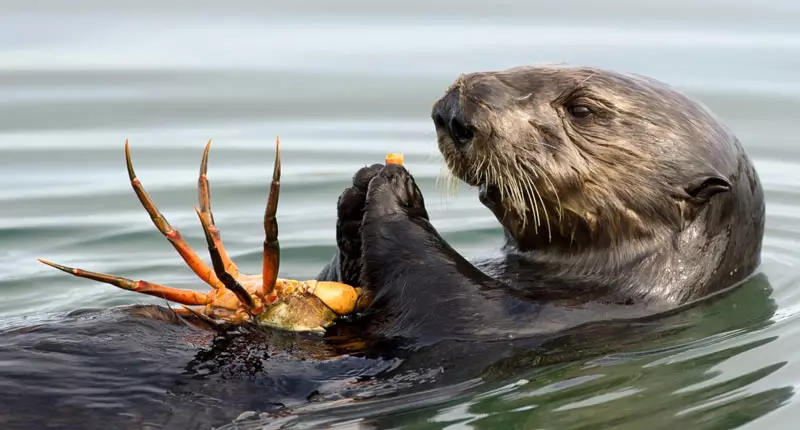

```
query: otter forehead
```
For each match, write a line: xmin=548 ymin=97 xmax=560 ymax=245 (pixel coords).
xmin=455 ymin=65 xmax=688 ymax=112
xmin=435 ymin=65 xmax=739 ymax=168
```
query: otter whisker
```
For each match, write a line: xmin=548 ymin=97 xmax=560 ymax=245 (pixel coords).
xmin=515 ymin=93 xmax=536 ymax=102
xmin=536 ymin=166 xmax=563 ymax=221
xmin=505 ymin=152 xmax=533 ymax=228
xmin=525 ymin=161 xmax=542 ymax=222
xmin=489 ymin=154 xmax=501 ymax=192
xmin=448 ymin=169 xmax=461 ymax=197
xmin=500 ymin=163 xmax=519 ymax=210
xmin=435 ymin=162 xmax=460 ymax=200
xmin=518 ymin=170 xmax=539 ymax=226
xmin=492 ymin=156 xmax=515 ymax=221
xmin=539 ymin=142 xmax=558 ymax=151
xmin=476 ymin=153 xmax=489 ymax=184
xmin=504 ymin=160 xmax=535 ymax=231
xmin=531 ymin=168 xmax=557 ymax=241
xmin=517 ymin=171 xmax=538 ymax=230
xmin=524 ymin=176 xmax=542 ymax=233
xmin=523 ymin=164 xmax=552 ymax=242
xmin=481 ymin=152 xmax=495 ymax=186
xmin=576 ymin=71 xmax=599 ymax=88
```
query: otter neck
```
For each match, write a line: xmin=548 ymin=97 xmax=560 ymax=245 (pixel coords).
xmin=494 ymin=204 xmax=677 ymax=284
xmin=497 ymin=203 xmax=739 ymax=305
xmin=493 ymin=204 xmax=671 ymax=254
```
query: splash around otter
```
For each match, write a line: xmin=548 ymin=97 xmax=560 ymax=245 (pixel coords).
xmin=319 ymin=64 xmax=765 ymax=341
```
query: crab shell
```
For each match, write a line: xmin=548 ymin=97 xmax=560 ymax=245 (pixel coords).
xmin=257 ymin=294 xmax=339 ymax=333
xmin=256 ymin=281 xmax=367 ymax=332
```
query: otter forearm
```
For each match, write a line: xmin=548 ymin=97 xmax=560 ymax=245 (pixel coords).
xmin=360 ymin=216 xmax=505 ymax=341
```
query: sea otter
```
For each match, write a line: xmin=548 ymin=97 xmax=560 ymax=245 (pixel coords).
xmin=317 ymin=64 xmax=765 ymax=343
xmin=0 ymin=65 xmax=769 ymax=429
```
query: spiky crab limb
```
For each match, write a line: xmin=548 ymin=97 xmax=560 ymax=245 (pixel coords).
xmin=38 ymin=138 xmax=380 ymax=333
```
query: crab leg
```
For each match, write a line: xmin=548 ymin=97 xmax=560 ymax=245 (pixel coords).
xmin=262 ymin=137 xmax=281 ymax=298
xmin=124 ymin=140 xmax=224 ymax=290
xmin=38 ymin=258 xmax=209 ymax=305
xmin=196 ymin=141 xmax=241 ymax=279
xmin=194 ymin=206 xmax=258 ymax=313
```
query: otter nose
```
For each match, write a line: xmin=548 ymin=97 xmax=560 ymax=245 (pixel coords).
xmin=432 ymin=90 xmax=474 ymax=147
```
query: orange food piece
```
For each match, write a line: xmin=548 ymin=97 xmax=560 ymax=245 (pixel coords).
xmin=385 ymin=153 xmax=404 ymax=165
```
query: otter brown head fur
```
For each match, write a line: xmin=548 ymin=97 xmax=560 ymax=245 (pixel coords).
xmin=432 ymin=65 xmax=764 ymax=303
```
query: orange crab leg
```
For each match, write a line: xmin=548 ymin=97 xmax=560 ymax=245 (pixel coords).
xmin=262 ymin=137 xmax=281 ymax=299
xmin=196 ymin=141 xmax=241 ymax=279
xmin=124 ymin=140 xmax=224 ymax=290
xmin=194 ymin=206 xmax=259 ymax=313
xmin=38 ymin=258 xmax=209 ymax=305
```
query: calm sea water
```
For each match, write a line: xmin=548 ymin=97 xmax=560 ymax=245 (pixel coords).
xmin=2 ymin=1 xmax=800 ymax=429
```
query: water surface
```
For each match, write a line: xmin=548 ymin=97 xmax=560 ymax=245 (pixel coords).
xmin=2 ymin=1 xmax=800 ymax=429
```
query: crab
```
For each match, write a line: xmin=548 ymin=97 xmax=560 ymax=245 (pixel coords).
xmin=38 ymin=138 xmax=376 ymax=333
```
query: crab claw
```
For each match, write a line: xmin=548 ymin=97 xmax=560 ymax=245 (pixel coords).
xmin=305 ymin=281 xmax=360 ymax=315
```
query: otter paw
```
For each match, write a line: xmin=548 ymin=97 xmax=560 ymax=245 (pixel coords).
xmin=364 ymin=164 xmax=429 ymax=221
xmin=336 ymin=164 xmax=384 ymax=284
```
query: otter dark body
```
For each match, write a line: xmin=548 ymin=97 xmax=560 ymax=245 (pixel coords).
xmin=318 ymin=64 xmax=765 ymax=344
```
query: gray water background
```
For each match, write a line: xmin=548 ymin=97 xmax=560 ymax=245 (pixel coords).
xmin=2 ymin=0 xmax=800 ymax=428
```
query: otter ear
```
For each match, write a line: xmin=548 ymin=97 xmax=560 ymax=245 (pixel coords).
xmin=684 ymin=174 xmax=731 ymax=202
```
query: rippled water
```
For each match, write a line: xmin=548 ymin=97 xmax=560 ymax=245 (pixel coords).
xmin=2 ymin=1 xmax=800 ymax=429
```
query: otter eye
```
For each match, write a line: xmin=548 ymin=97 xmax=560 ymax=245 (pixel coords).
xmin=567 ymin=104 xmax=593 ymax=119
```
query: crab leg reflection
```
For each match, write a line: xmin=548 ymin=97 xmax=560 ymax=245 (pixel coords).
xmin=38 ymin=258 xmax=209 ymax=305
xmin=125 ymin=140 xmax=224 ymax=290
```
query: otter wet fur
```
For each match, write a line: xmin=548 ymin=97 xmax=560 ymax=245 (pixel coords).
xmin=318 ymin=64 xmax=764 ymax=344
xmin=2 ymin=64 xmax=768 ymax=429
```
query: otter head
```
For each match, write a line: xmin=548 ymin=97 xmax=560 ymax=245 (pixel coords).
xmin=432 ymin=65 xmax=764 ymax=288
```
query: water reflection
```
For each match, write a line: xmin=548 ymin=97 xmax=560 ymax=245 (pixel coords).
xmin=2 ymin=1 xmax=800 ymax=429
